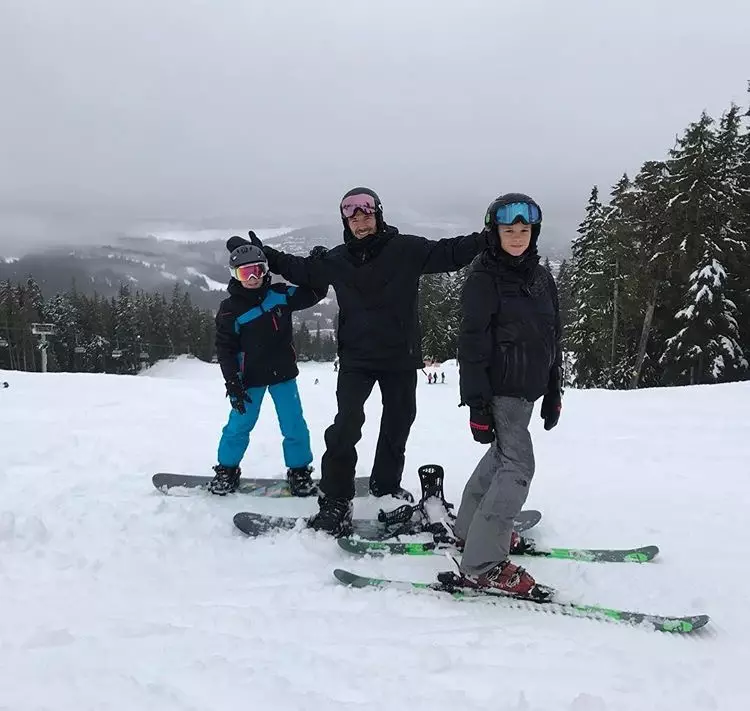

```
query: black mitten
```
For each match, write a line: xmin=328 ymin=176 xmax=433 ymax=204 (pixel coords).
xmin=225 ymin=379 xmax=250 ymax=415
xmin=469 ymin=405 xmax=495 ymax=444
xmin=309 ymin=245 xmax=329 ymax=259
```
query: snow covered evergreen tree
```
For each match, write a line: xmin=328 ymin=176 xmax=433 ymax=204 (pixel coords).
xmin=660 ymin=256 xmax=747 ymax=383
xmin=114 ymin=284 xmax=141 ymax=373
xmin=600 ymin=174 xmax=638 ymax=387
xmin=418 ymin=270 xmax=465 ymax=363
xmin=730 ymin=91 xmax=750 ymax=367
xmin=660 ymin=111 xmax=747 ymax=383
xmin=626 ymin=160 xmax=674 ymax=388
xmin=568 ymin=186 xmax=612 ymax=387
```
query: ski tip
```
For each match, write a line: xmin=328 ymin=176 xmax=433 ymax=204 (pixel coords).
xmin=631 ymin=545 xmax=660 ymax=562
xmin=515 ymin=510 xmax=542 ymax=531
xmin=333 ymin=568 xmax=369 ymax=588
xmin=232 ymin=511 xmax=255 ymax=535
xmin=658 ymin=614 xmax=711 ymax=633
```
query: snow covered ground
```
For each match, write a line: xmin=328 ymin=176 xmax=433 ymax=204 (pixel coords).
xmin=0 ymin=358 xmax=747 ymax=710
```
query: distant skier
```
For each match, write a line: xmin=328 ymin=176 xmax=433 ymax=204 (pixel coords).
xmin=441 ymin=372 xmax=445 ymax=384
xmin=209 ymin=235 xmax=328 ymax=496
xmin=453 ymin=194 xmax=562 ymax=596
xmin=314 ymin=378 xmax=319 ymax=385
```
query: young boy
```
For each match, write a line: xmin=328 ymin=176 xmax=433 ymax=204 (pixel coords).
xmin=209 ymin=234 xmax=328 ymax=495
xmin=453 ymin=193 xmax=562 ymax=595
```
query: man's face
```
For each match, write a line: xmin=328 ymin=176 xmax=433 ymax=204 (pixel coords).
xmin=497 ymin=222 xmax=532 ymax=257
xmin=347 ymin=211 xmax=378 ymax=239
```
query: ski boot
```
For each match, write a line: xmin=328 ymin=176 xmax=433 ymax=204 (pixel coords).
xmin=452 ymin=560 xmax=539 ymax=597
xmin=208 ymin=464 xmax=241 ymax=495
xmin=286 ymin=465 xmax=317 ymax=497
xmin=307 ymin=495 xmax=353 ymax=537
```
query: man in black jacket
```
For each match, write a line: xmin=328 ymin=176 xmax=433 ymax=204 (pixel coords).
xmin=452 ymin=193 xmax=562 ymax=597
xmin=256 ymin=187 xmax=487 ymax=535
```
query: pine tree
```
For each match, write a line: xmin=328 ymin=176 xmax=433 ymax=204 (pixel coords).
xmin=568 ymin=186 xmax=612 ymax=387
xmin=660 ymin=111 xmax=747 ymax=382
xmin=44 ymin=293 xmax=80 ymax=371
xmin=113 ymin=284 xmax=141 ymax=373
xmin=601 ymin=174 xmax=637 ymax=387
xmin=555 ymin=260 xmax=573 ymax=350
xmin=728 ymin=92 xmax=750 ymax=368
xmin=660 ymin=255 xmax=747 ymax=383
xmin=169 ymin=284 xmax=188 ymax=355
xmin=418 ymin=270 xmax=466 ymax=362
xmin=626 ymin=160 xmax=674 ymax=388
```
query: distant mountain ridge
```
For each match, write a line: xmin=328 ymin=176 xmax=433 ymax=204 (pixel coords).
xmin=0 ymin=221 xmax=571 ymax=312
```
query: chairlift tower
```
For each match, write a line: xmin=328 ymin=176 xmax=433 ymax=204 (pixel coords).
xmin=31 ymin=323 xmax=56 ymax=373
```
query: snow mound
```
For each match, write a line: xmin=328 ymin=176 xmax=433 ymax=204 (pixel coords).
xmin=139 ymin=354 xmax=218 ymax=380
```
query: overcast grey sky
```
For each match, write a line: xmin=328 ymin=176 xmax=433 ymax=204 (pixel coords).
xmin=1 ymin=0 xmax=749 ymax=253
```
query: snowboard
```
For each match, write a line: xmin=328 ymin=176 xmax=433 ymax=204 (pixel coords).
xmin=333 ymin=569 xmax=710 ymax=634
xmin=152 ymin=472 xmax=371 ymax=498
xmin=338 ymin=538 xmax=660 ymax=563
xmin=233 ymin=509 xmax=542 ymax=541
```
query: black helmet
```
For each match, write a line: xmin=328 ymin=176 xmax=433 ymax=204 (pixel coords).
xmin=339 ymin=186 xmax=384 ymax=241
xmin=485 ymin=192 xmax=543 ymax=249
xmin=226 ymin=237 xmax=267 ymax=268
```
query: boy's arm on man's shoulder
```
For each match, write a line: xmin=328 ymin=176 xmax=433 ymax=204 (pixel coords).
xmin=286 ymin=283 xmax=330 ymax=312
xmin=264 ymin=245 xmax=329 ymax=288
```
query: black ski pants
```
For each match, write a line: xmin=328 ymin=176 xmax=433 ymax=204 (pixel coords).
xmin=320 ymin=368 xmax=417 ymax=500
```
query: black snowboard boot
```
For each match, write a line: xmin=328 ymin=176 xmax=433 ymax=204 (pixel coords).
xmin=286 ymin=465 xmax=317 ymax=497
xmin=208 ymin=464 xmax=241 ymax=495
xmin=369 ymin=480 xmax=415 ymax=503
xmin=307 ymin=496 xmax=353 ymax=537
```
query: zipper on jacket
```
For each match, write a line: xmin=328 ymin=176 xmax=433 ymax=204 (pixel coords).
xmin=272 ymin=313 xmax=279 ymax=331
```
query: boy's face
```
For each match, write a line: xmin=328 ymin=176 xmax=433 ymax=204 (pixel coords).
xmin=240 ymin=276 xmax=265 ymax=290
xmin=497 ymin=222 xmax=532 ymax=257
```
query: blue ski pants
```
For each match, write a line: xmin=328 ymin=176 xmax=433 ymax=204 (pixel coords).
xmin=217 ymin=378 xmax=313 ymax=469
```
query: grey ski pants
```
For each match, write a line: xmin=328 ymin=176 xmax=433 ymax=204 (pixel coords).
xmin=454 ymin=396 xmax=535 ymax=576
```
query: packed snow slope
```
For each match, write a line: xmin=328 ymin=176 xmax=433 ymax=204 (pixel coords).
xmin=0 ymin=358 xmax=747 ymax=711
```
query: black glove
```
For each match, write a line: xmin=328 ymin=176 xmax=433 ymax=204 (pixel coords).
xmin=309 ymin=245 xmax=328 ymax=259
xmin=469 ymin=405 xmax=495 ymax=444
xmin=225 ymin=379 xmax=251 ymax=415
xmin=227 ymin=235 xmax=250 ymax=252
xmin=541 ymin=391 xmax=562 ymax=430
xmin=247 ymin=230 xmax=263 ymax=248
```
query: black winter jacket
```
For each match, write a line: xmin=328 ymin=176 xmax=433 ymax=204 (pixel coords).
xmin=458 ymin=250 xmax=561 ymax=407
xmin=215 ymin=279 xmax=327 ymax=387
xmin=263 ymin=225 xmax=486 ymax=371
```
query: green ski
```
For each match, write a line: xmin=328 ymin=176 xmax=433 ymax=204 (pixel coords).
xmin=333 ymin=569 xmax=709 ymax=634
xmin=338 ymin=539 xmax=659 ymax=563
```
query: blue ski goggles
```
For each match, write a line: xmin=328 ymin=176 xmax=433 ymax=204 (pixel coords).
xmin=493 ymin=201 xmax=542 ymax=225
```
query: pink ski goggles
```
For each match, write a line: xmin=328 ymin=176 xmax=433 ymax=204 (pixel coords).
xmin=231 ymin=262 xmax=268 ymax=282
xmin=340 ymin=193 xmax=379 ymax=218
